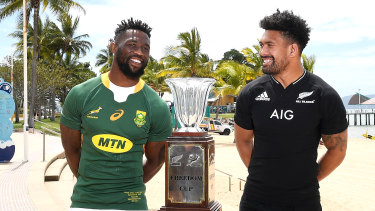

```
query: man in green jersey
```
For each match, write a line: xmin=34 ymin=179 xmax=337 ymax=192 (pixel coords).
xmin=60 ymin=18 xmax=172 ymax=210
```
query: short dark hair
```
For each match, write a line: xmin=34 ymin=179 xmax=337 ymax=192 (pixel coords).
xmin=114 ymin=18 xmax=152 ymax=42
xmin=260 ymin=9 xmax=311 ymax=53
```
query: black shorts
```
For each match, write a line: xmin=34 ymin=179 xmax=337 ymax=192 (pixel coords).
xmin=239 ymin=197 xmax=322 ymax=211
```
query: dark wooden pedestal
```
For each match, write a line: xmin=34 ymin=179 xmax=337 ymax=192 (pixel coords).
xmin=160 ymin=132 xmax=222 ymax=211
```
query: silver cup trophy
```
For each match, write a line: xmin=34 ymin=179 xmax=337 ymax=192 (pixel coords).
xmin=165 ymin=78 xmax=216 ymax=132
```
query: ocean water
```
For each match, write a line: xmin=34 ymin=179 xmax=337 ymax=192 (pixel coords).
xmin=346 ymin=109 xmax=375 ymax=138
xmin=348 ymin=125 xmax=375 ymax=138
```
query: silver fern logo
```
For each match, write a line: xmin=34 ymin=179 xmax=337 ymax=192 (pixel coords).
xmin=297 ymin=91 xmax=314 ymax=99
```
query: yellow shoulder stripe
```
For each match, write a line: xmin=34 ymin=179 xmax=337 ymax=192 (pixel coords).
xmin=134 ymin=79 xmax=145 ymax=93
xmin=101 ymin=72 xmax=110 ymax=88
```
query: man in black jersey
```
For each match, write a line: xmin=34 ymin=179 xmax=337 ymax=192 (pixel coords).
xmin=235 ymin=10 xmax=348 ymax=211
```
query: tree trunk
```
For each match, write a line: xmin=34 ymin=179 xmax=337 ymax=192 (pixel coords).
xmin=50 ymin=86 xmax=56 ymax=121
xmin=43 ymin=97 xmax=47 ymax=119
xmin=28 ymin=4 xmax=40 ymax=128
xmin=14 ymin=96 xmax=20 ymax=123
xmin=215 ymin=95 xmax=221 ymax=119
xmin=38 ymin=103 xmax=42 ymax=121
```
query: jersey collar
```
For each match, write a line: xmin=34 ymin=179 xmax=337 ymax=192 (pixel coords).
xmin=101 ymin=72 xmax=145 ymax=94
xmin=270 ymin=69 xmax=307 ymax=86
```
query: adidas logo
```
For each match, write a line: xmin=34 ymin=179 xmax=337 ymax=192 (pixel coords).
xmin=255 ymin=91 xmax=270 ymax=101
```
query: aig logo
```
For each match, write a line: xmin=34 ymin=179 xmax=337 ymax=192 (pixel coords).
xmin=270 ymin=109 xmax=294 ymax=120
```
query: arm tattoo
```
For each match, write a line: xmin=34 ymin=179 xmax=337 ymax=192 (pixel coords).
xmin=321 ymin=134 xmax=347 ymax=152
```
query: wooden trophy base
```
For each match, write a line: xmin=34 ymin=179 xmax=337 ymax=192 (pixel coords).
xmin=160 ymin=200 xmax=222 ymax=211
xmin=160 ymin=132 xmax=222 ymax=211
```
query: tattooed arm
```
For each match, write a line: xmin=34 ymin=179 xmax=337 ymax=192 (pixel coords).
xmin=317 ymin=129 xmax=348 ymax=181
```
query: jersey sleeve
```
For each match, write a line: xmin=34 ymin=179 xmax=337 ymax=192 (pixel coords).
xmin=234 ymin=86 xmax=254 ymax=130
xmin=60 ymin=86 xmax=83 ymax=131
xmin=148 ymin=100 xmax=172 ymax=142
xmin=320 ymin=88 xmax=348 ymax=135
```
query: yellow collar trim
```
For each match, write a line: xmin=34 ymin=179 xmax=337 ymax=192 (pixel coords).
xmin=101 ymin=72 xmax=145 ymax=93
xmin=101 ymin=72 xmax=110 ymax=88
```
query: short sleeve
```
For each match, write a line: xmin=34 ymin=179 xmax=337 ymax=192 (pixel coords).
xmin=60 ymin=87 xmax=83 ymax=131
xmin=234 ymin=86 xmax=254 ymax=130
xmin=148 ymin=100 xmax=172 ymax=142
xmin=320 ymin=89 xmax=348 ymax=135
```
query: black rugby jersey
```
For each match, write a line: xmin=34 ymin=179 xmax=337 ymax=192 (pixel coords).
xmin=235 ymin=70 xmax=347 ymax=205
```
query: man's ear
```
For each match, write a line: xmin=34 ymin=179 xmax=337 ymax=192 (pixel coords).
xmin=110 ymin=42 xmax=117 ymax=54
xmin=289 ymin=43 xmax=299 ymax=57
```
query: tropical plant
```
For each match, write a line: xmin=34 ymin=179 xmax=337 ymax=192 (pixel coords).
xmin=49 ymin=13 xmax=92 ymax=60
xmin=302 ymin=54 xmax=316 ymax=73
xmin=158 ymin=28 xmax=215 ymax=78
xmin=241 ymin=43 xmax=263 ymax=81
xmin=215 ymin=60 xmax=253 ymax=96
xmin=142 ymin=56 xmax=168 ymax=96
xmin=95 ymin=42 xmax=113 ymax=74
xmin=212 ymin=60 xmax=253 ymax=118
xmin=0 ymin=0 xmax=85 ymax=127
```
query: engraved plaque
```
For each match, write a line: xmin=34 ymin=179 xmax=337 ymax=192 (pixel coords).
xmin=168 ymin=144 xmax=205 ymax=203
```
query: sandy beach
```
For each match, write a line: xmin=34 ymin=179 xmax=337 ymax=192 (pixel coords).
xmin=2 ymin=130 xmax=375 ymax=211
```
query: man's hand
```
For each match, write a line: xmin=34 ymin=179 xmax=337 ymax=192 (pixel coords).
xmin=143 ymin=141 xmax=166 ymax=183
xmin=60 ymin=124 xmax=81 ymax=178
xmin=235 ymin=123 xmax=254 ymax=168
xmin=318 ymin=129 xmax=348 ymax=181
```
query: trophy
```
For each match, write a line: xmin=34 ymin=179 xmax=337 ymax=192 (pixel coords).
xmin=160 ymin=78 xmax=222 ymax=211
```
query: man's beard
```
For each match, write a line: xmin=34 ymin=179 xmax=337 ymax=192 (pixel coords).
xmin=262 ymin=56 xmax=288 ymax=75
xmin=116 ymin=53 xmax=147 ymax=78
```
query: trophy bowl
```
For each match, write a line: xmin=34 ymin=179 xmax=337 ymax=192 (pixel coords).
xmin=166 ymin=78 xmax=216 ymax=133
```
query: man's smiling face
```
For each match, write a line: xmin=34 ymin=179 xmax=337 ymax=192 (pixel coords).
xmin=115 ymin=29 xmax=150 ymax=78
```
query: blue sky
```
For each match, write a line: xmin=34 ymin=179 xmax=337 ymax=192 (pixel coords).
xmin=0 ymin=0 xmax=374 ymax=97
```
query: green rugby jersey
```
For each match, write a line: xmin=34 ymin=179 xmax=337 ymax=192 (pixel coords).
xmin=61 ymin=72 xmax=172 ymax=210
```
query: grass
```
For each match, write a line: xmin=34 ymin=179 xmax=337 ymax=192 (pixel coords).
xmin=13 ymin=117 xmax=61 ymax=136
xmin=209 ymin=113 xmax=234 ymax=119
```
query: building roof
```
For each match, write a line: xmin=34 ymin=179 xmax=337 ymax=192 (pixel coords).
xmin=362 ymin=97 xmax=375 ymax=105
xmin=348 ymin=93 xmax=370 ymax=105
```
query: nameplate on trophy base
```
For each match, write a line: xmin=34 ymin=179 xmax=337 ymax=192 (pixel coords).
xmin=159 ymin=132 xmax=221 ymax=211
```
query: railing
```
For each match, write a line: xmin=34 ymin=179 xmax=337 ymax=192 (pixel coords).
xmin=36 ymin=122 xmax=67 ymax=182
xmin=34 ymin=119 xmax=60 ymax=132
xmin=41 ymin=126 xmax=60 ymax=162
xmin=215 ymin=168 xmax=246 ymax=191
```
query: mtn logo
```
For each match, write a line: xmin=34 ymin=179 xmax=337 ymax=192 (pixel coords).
xmin=255 ymin=91 xmax=270 ymax=101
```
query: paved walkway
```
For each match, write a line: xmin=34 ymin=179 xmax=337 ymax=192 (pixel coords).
xmin=0 ymin=160 xmax=36 ymax=211
xmin=0 ymin=131 xmax=247 ymax=211
xmin=2 ymin=130 xmax=375 ymax=210
xmin=0 ymin=131 xmax=64 ymax=211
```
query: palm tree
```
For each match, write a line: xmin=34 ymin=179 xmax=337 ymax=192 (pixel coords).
xmin=215 ymin=61 xmax=253 ymax=96
xmin=0 ymin=0 xmax=85 ymax=127
xmin=302 ymin=54 xmax=316 ymax=73
xmin=95 ymin=42 xmax=113 ymax=74
xmin=59 ymin=54 xmax=95 ymax=103
xmin=47 ymin=14 xmax=91 ymax=117
xmin=241 ymin=43 xmax=263 ymax=81
xmin=9 ymin=16 xmax=55 ymax=58
xmin=49 ymin=13 xmax=91 ymax=60
xmin=142 ymin=56 xmax=169 ymax=96
xmin=213 ymin=60 xmax=252 ymax=118
xmin=158 ymin=28 xmax=215 ymax=78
